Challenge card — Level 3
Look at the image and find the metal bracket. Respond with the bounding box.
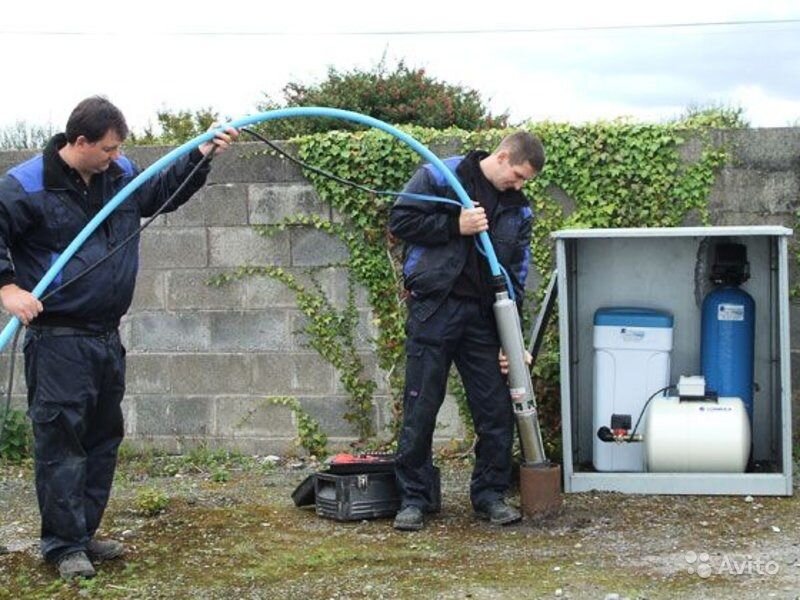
[527,269,558,367]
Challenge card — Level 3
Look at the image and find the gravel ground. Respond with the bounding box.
[2,456,800,599]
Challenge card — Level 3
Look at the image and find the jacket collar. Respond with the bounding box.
[43,133,125,191]
[457,150,529,207]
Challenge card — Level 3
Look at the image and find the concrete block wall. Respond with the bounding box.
[0,142,464,454]
[1,129,799,453]
[117,145,413,454]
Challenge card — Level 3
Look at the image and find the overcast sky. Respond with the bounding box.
[2,0,799,133]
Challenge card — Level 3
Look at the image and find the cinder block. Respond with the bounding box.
[290,311,311,350]
[203,143,307,184]
[127,312,210,352]
[215,396,295,437]
[250,353,341,396]
[122,146,171,170]
[319,267,371,309]
[208,310,291,352]
[125,354,171,394]
[170,354,253,394]
[133,395,214,436]
[140,228,208,269]
[0,352,26,394]
[121,396,137,436]
[165,183,249,226]
[131,269,167,312]
[374,394,397,435]
[249,183,329,224]
[291,228,349,267]
[708,169,799,215]
[287,306,375,353]
[167,269,247,310]
[334,352,377,394]
[250,354,294,395]
[205,437,295,455]
[297,395,377,438]
[208,227,291,267]
[244,275,300,308]
[716,128,800,171]
[355,309,378,351]
[434,394,467,440]
[289,354,336,394]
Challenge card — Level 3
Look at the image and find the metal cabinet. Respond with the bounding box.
[553,226,793,495]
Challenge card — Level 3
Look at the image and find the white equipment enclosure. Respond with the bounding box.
[553,226,793,495]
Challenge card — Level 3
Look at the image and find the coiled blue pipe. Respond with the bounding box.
[0,107,504,351]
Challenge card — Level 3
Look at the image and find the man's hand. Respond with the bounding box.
[0,284,43,326]
[199,125,239,157]
[498,349,532,376]
[459,203,488,236]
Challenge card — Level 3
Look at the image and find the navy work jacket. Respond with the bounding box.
[0,135,210,328]
[389,151,532,322]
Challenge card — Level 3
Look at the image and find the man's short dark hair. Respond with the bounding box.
[497,131,546,173]
[65,96,129,144]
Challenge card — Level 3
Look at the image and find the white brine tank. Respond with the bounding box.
[593,307,673,472]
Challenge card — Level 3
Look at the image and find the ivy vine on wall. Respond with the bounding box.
[219,121,728,453]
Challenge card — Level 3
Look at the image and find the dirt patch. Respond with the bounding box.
[2,457,800,599]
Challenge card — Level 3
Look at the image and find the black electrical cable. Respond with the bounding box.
[0,145,217,451]
[241,128,512,297]
[242,127,383,196]
[629,384,676,440]
[240,127,463,207]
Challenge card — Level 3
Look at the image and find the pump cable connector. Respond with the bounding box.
[596,384,676,444]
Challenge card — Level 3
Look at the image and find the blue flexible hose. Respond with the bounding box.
[0,107,504,351]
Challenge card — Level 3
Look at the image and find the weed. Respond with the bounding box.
[0,408,31,463]
[211,467,229,483]
[135,487,169,517]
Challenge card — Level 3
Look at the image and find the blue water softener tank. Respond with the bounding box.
[701,243,755,422]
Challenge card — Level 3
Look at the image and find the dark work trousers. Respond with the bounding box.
[396,296,514,511]
[23,326,126,563]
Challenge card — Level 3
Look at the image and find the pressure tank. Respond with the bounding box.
[644,396,750,472]
[701,285,755,421]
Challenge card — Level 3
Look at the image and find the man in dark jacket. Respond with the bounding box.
[389,131,545,531]
[0,96,237,578]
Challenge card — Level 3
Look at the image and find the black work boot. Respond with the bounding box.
[57,551,96,580]
[393,506,424,531]
[475,500,522,526]
[86,538,125,561]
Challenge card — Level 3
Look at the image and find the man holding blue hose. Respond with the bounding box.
[0,96,237,579]
[389,131,545,531]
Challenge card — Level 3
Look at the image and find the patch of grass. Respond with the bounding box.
[116,442,260,480]
[134,487,170,517]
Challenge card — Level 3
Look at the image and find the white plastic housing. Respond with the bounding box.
[593,324,673,472]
